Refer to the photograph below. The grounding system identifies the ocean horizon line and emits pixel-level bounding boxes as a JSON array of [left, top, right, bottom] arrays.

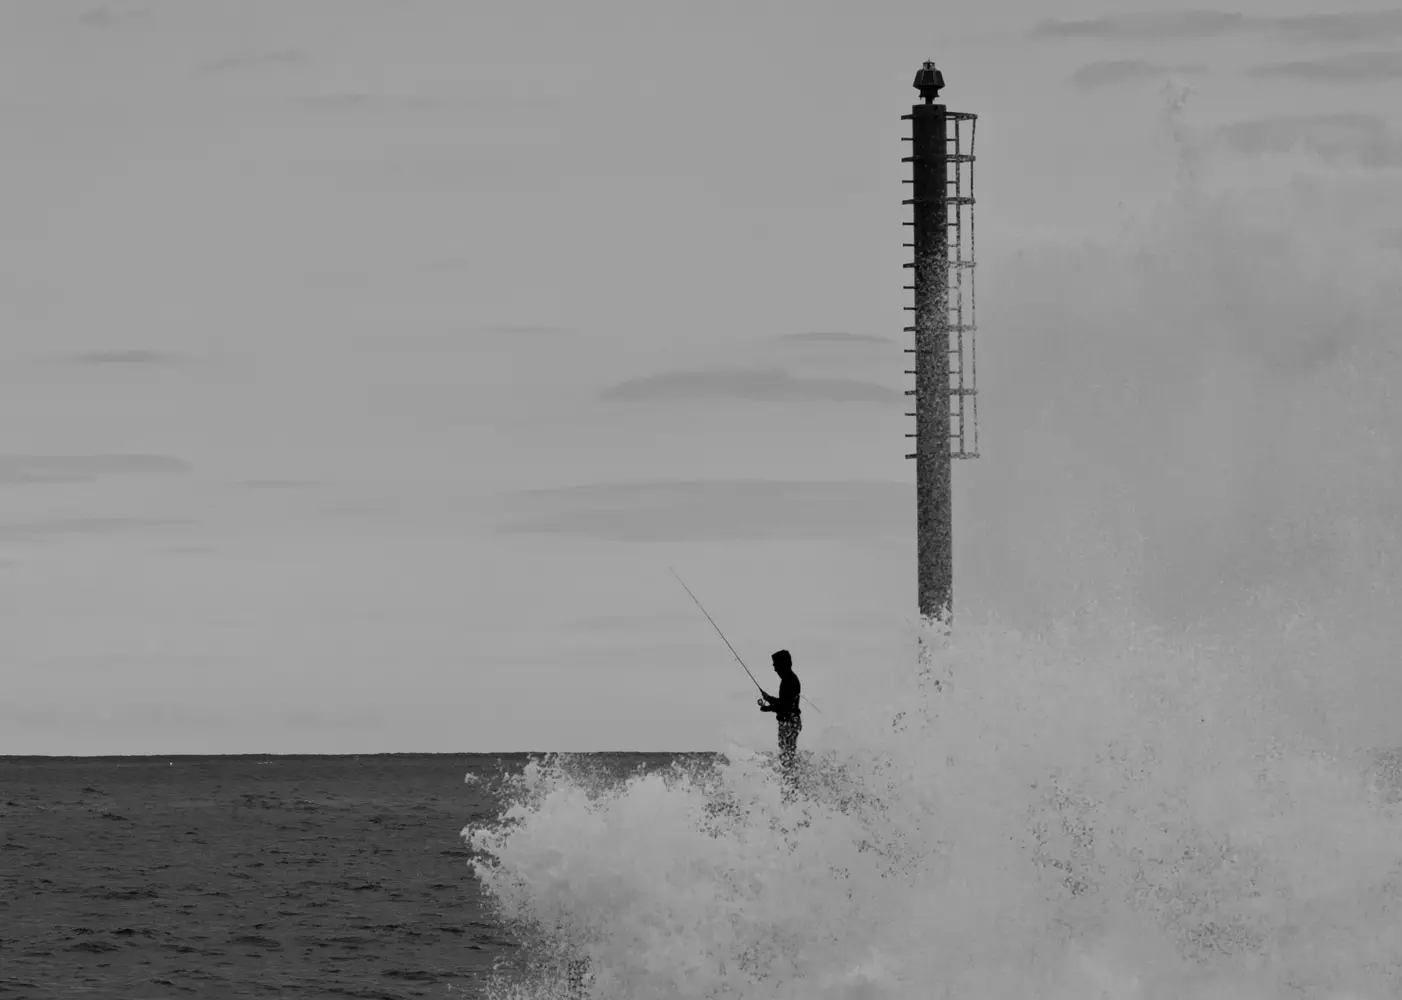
[[0, 750, 726, 762]]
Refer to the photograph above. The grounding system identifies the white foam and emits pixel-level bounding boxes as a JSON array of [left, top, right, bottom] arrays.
[[463, 96, 1402, 1000], [465, 613, 1402, 999]]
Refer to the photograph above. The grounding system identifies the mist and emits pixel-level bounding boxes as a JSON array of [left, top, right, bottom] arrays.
[[960, 94, 1402, 753]]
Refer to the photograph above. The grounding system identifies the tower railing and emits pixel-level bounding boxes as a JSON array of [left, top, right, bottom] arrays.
[[904, 112, 978, 460], [946, 111, 978, 459]]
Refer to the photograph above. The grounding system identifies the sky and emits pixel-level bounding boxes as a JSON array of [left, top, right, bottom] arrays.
[[2, 1, 1401, 754]]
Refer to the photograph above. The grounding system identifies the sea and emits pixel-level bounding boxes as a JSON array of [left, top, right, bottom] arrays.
[[0, 751, 704, 999]]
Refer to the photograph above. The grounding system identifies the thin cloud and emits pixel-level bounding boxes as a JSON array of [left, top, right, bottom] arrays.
[[1267, 10, 1402, 44], [300, 91, 562, 115], [495, 479, 911, 544], [164, 544, 217, 556], [482, 323, 571, 338], [1217, 114, 1402, 167], [299, 92, 466, 114], [354, 323, 571, 353], [34, 348, 252, 384], [567, 613, 697, 633], [198, 50, 305, 75], [77, 7, 151, 29], [234, 479, 320, 490], [1033, 9, 1402, 45], [0, 455, 190, 485], [601, 367, 900, 404], [1249, 51, 1402, 83], [778, 332, 891, 345], [1033, 10, 1245, 41], [63, 349, 183, 367], [0, 517, 193, 540], [1070, 60, 1206, 89], [333, 148, 562, 195]]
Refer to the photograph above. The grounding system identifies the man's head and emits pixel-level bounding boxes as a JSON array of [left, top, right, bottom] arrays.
[[771, 649, 792, 675]]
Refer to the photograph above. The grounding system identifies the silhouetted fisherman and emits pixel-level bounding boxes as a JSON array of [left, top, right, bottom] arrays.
[[758, 649, 801, 780]]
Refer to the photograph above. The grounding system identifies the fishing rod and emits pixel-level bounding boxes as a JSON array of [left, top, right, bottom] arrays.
[[669, 568, 821, 715], [669, 568, 765, 695]]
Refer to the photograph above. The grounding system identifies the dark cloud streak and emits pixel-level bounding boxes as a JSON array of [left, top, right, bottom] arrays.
[[1217, 114, 1402, 167], [602, 367, 899, 404], [1248, 51, 1402, 83], [481, 324, 571, 338], [778, 332, 891, 345], [1033, 11, 1244, 41], [63, 349, 183, 367], [0, 455, 190, 485], [495, 479, 910, 544], [1270, 10, 1402, 43], [77, 7, 151, 29], [1070, 60, 1206, 89], [353, 323, 571, 354], [234, 479, 320, 490], [1033, 9, 1402, 44], [198, 50, 305, 75], [300, 91, 563, 115], [0, 517, 193, 540]]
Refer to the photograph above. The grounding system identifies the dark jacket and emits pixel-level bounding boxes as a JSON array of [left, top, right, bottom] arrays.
[[764, 671, 801, 721]]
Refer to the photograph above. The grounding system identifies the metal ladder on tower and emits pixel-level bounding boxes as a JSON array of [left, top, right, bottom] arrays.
[[902, 110, 979, 460]]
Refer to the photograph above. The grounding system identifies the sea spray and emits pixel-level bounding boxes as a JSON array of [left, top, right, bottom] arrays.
[[463, 85, 1402, 1000], [464, 611, 1402, 999]]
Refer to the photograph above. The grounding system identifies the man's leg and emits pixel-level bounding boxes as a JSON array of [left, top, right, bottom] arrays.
[[778, 718, 799, 786], [566, 958, 589, 996]]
